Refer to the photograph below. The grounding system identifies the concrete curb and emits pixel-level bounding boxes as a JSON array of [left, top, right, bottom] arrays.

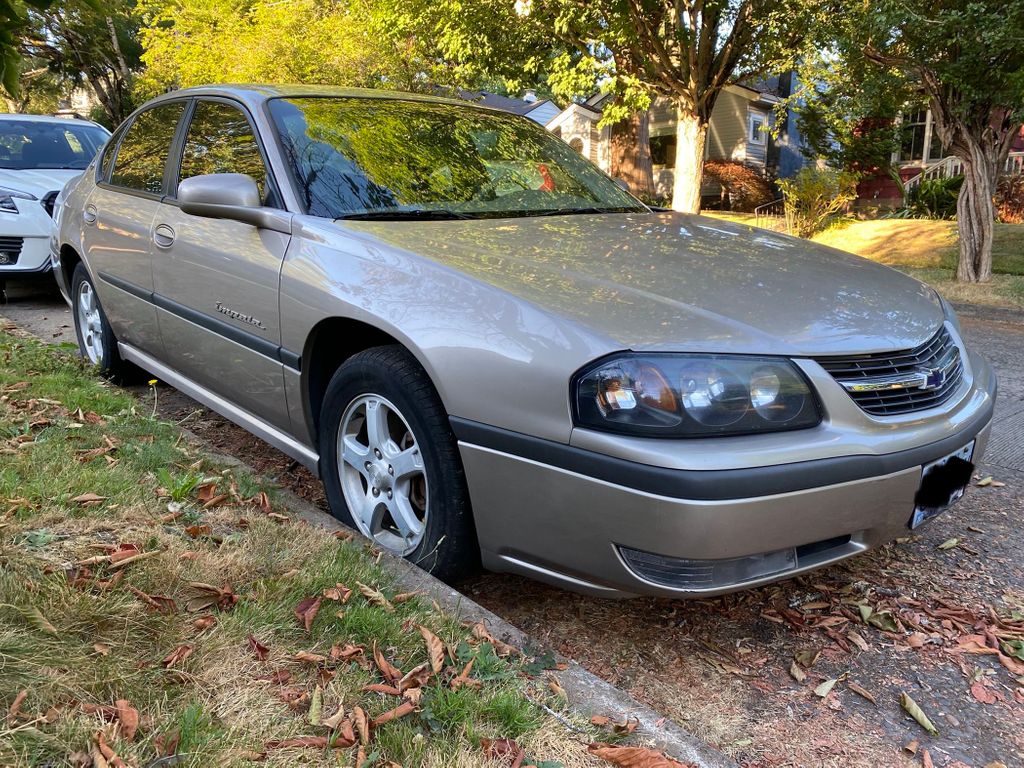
[[198, 440, 736, 768]]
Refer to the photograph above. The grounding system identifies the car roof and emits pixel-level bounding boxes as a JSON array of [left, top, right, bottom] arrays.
[[145, 84, 504, 113], [0, 113, 108, 130]]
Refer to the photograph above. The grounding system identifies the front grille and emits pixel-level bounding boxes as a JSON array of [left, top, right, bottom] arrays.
[[41, 190, 59, 218], [816, 326, 964, 416], [0, 236, 23, 265]]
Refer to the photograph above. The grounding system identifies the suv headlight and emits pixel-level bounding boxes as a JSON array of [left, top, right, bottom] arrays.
[[573, 354, 821, 437], [0, 186, 38, 214]]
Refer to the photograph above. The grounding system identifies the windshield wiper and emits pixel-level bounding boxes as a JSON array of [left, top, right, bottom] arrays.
[[531, 206, 646, 217], [337, 208, 476, 221]]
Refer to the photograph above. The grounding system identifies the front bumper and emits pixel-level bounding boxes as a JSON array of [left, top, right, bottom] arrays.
[[455, 350, 997, 599]]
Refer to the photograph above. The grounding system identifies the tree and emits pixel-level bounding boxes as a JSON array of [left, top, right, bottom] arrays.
[[839, 0, 1024, 283], [137, 0, 458, 98], [20, 0, 141, 125], [395, 0, 823, 212], [610, 111, 654, 197], [1, 0, 53, 95]]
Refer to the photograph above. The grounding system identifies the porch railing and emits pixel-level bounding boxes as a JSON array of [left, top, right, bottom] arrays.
[[903, 150, 1024, 196]]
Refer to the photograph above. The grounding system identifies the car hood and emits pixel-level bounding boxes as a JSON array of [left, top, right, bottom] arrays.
[[0, 168, 83, 198], [344, 211, 945, 356]]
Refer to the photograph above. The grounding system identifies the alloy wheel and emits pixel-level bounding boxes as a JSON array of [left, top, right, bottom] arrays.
[[76, 281, 104, 365], [337, 394, 428, 555]]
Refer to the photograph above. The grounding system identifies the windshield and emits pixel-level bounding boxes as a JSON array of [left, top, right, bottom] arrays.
[[0, 119, 109, 171], [268, 97, 647, 220]]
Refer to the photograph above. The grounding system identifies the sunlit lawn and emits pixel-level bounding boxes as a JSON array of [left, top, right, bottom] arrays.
[[704, 213, 1024, 309]]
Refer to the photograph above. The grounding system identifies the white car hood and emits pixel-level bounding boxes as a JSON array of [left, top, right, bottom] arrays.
[[0, 168, 83, 198]]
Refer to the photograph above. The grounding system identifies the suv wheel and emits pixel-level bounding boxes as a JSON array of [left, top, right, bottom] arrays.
[[71, 264, 128, 379], [319, 346, 478, 581]]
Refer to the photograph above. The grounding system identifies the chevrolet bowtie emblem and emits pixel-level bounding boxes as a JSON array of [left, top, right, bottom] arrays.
[[920, 367, 947, 391]]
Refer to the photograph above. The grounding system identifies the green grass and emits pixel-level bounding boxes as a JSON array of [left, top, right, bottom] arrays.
[[0, 330, 601, 768]]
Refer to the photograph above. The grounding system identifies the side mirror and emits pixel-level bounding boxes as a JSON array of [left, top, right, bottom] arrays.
[[177, 173, 291, 234]]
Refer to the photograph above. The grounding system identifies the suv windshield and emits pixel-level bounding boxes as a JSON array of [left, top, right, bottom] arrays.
[[268, 97, 647, 220], [0, 119, 109, 171]]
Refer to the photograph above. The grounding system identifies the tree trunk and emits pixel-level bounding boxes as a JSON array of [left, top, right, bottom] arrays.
[[955, 141, 999, 283], [671, 107, 708, 213], [610, 110, 654, 198]]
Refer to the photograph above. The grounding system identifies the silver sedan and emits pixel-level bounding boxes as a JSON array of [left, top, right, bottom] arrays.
[[52, 85, 997, 598]]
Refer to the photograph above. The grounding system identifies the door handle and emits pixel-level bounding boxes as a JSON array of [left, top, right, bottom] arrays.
[[153, 223, 175, 249], [83, 205, 97, 225]]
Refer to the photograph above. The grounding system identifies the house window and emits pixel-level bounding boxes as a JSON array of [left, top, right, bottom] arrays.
[[569, 137, 584, 154], [748, 111, 767, 145], [899, 109, 928, 162], [650, 134, 676, 167]]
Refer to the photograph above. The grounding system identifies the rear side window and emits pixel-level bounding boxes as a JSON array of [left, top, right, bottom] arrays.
[[109, 101, 186, 195], [178, 100, 271, 201]]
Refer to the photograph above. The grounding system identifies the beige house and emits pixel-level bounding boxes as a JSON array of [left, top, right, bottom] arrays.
[[547, 79, 807, 201]]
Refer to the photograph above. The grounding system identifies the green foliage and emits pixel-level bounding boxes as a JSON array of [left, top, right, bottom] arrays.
[[790, 50, 910, 172], [778, 166, 858, 237], [136, 0, 422, 97], [904, 176, 963, 221]]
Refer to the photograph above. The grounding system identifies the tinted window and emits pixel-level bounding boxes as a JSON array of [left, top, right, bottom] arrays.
[[178, 101, 269, 199], [110, 102, 185, 194], [0, 119, 109, 170], [268, 97, 644, 219]]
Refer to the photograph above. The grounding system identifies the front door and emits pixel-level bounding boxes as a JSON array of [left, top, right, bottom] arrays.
[[151, 98, 293, 430], [84, 100, 187, 355]]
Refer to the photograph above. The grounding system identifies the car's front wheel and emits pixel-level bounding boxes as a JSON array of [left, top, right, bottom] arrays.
[[319, 346, 478, 581], [71, 263, 128, 379]]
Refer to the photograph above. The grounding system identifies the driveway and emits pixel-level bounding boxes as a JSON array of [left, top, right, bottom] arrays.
[[4, 278, 1023, 768]]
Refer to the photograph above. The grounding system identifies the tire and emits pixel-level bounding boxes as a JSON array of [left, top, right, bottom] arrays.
[[319, 345, 478, 582], [71, 263, 129, 380]]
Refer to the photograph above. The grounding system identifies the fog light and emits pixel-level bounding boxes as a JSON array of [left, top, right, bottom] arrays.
[[620, 545, 797, 589]]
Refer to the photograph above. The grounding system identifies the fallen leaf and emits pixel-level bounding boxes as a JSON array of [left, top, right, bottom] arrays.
[[789, 662, 807, 683], [162, 644, 193, 668], [294, 597, 322, 631], [320, 703, 346, 729], [921, 748, 934, 768], [938, 538, 959, 550], [398, 662, 431, 692], [308, 685, 322, 726], [186, 582, 237, 612], [976, 476, 993, 486], [847, 681, 876, 704], [114, 700, 138, 741], [330, 643, 364, 661], [94, 643, 111, 656], [392, 591, 423, 604], [591, 715, 611, 727], [193, 614, 217, 630], [72, 492, 107, 505], [248, 635, 270, 661], [184, 524, 212, 538], [471, 621, 518, 656], [482, 737, 526, 767], [357, 582, 395, 612], [371, 700, 416, 726], [7, 689, 27, 725], [108, 544, 141, 564], [417, 624, 445, 675], [971, 680, 998, 704], [846, 630, 870, 651], [322, 584, 352, 603], [900, 691, 939, 735], [294, 650, 328, 665], [814, 679, 838, 698], [587, 743, 686, 767], [353, 705, 370, 744], [195, 482, 219, 503], [373, 644, 403, 683], [265, 736, 329, 749], [548, 677, 567, 700]]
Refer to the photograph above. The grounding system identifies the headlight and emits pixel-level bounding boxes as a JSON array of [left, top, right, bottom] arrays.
[[0, 186, 38, 214], [573, 354, 821, 437]]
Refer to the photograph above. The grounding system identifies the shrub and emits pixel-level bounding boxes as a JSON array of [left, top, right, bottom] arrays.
[[996, 175, 1024, 224], [703, 160, 775, 212], [905, 175, 962, 219], [777, 167, 859, 237]]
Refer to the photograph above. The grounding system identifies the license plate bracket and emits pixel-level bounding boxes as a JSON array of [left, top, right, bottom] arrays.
[[909, 440, 975, 529]]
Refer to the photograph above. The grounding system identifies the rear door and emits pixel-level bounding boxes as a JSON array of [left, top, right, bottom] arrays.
[[151, 98, 293, 430], [85, 100, 187, 355]]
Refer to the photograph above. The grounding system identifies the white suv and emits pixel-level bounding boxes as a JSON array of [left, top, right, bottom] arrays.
[[0, 113, 109, 298]]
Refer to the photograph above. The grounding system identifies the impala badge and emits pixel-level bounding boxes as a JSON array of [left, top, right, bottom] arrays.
[[216, 302, 266, 330]]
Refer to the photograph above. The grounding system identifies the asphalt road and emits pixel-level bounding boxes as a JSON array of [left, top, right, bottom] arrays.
[[3, 276, 1024, 768]]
